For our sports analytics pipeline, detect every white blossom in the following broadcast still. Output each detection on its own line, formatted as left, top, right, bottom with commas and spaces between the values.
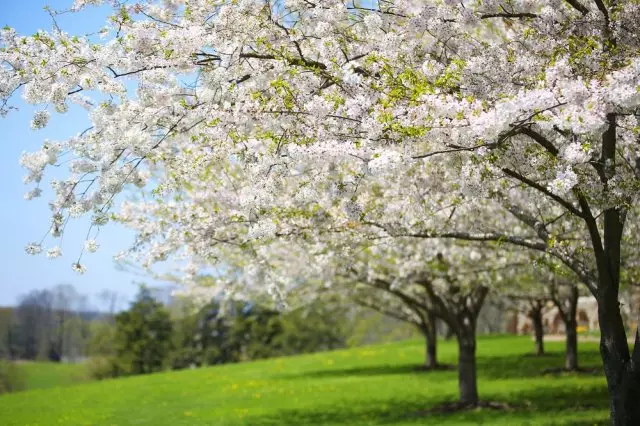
24, 188, 42, 200
84, 239, 99, 253
25, 243, 42, 255
549, 166, 579, 195
46, 246, 63, 259
71, 262, 87, 274
30, 110, 50, 130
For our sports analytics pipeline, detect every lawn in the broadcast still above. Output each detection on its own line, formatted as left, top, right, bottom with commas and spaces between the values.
0, 336, 610, 425
19, 361, 88, 391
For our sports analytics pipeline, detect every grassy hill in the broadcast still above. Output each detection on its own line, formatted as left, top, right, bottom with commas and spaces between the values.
0, 335, 610, 425
20, 362, 88, 391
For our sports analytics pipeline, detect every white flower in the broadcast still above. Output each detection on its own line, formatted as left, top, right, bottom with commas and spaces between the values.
343, 200, 363, 220
69, 203, 88, 218
342, 66, 362, 85
421, 60, 444, 79
316, 21, 332, 36
70, 160, 98, 174
549, 166, 579, 194
25, 243, 42, 255
113, 251, 128, 262
84, 239, 99, 253
92, 212, 109, 226
72, 262, 87, 274
364, 14, 383, 31
368, 151, 405, 175
247, 220, 277, 240
47, 246, 63, 259
562, 142, 591, 164
30, 110, 50, 130
24, 188, 42, 200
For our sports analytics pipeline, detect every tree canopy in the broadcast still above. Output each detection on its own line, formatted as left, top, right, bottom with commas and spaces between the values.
3, 1, 640, 423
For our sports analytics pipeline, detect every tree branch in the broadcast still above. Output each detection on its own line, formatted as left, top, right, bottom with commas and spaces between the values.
519, 127, 559, 156
501, 167, 584, 218
593, 0, 609, 20
480, 12, 538, 19
565, 0, 590, 15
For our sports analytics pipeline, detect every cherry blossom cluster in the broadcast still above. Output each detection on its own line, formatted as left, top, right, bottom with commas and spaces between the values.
1, 0, 638, 305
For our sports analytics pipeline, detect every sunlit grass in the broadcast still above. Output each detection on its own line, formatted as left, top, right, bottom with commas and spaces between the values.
19, 361, 88, 390
0, 336, 609, 425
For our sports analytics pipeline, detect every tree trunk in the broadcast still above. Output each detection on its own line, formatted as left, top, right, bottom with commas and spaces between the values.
531, 309, 544, 356
565, 317, 578, 371
597, 290, 640, 426
551, 284, 579, 370
423, 281, 487, 407
563, 286, 579, 370
425, 336, 437, 369
591, 111, 640, 424
424, 319, 438, 368
457, 330, 478, 406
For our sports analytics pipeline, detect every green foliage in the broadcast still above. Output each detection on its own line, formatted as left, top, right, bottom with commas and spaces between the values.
346, 310, 420, 347
113, 288, 173, 375
169, 299, 349, 369
169, 300, 242, 369
86, 356, 128, 380
0, 360, 25, 394
0, 307, 14, 359
268, 302, 349, 356
228, 304, 284, 361
0, 336, 610, 425
87, 320, 117, 357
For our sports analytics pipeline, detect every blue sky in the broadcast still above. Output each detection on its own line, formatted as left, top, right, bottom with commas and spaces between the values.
0, 1, 164, 308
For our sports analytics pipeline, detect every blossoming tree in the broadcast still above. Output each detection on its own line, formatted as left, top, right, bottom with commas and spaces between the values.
228, 232, 526, 408
3, 1, 640, 423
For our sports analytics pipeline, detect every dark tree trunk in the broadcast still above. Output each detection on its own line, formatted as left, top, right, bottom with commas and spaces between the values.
424, 317, 438, 368
457, 330, 478, 406
425, 335, 437, 369
421, 275, 487, 407
530, 307, 544, 356
590, 113, 640, 425
564, 318, 578, 371
597, 289, 640, 426
551, 284, 579, 370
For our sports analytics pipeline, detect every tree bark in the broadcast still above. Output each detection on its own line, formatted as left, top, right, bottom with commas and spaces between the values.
597, 289, 640, 426
457, 330, 478, 406
593, 112, 640, 424
564, 286, 579, 371
420, 277, 487, 406
530, 306, 545, 356
551, 284, 579, 370
424, 318, 438, 368
565, 317, 578, 371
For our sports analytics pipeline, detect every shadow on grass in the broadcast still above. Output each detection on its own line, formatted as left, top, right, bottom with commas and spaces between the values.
278, 363, 456, 381
476, 351, 603, 379
277, 351, 603, 381
244, 383, 610, 425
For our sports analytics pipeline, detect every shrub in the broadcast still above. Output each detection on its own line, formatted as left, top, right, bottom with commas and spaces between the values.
0, 360, 26, 394
169, 347, 201, 370
86, 357, 129, 380
114, 288, 173, 375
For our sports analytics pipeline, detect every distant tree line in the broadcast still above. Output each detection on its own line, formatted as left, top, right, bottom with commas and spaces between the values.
0, 284, 111, 362
88, 287, 352, 379
1, 282, 510, 386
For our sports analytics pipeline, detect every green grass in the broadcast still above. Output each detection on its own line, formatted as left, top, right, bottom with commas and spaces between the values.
0, 336, 610, 425
19, 361, 88, 391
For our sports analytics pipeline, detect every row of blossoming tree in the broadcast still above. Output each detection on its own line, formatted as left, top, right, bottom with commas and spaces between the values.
2, 0, 640, 423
